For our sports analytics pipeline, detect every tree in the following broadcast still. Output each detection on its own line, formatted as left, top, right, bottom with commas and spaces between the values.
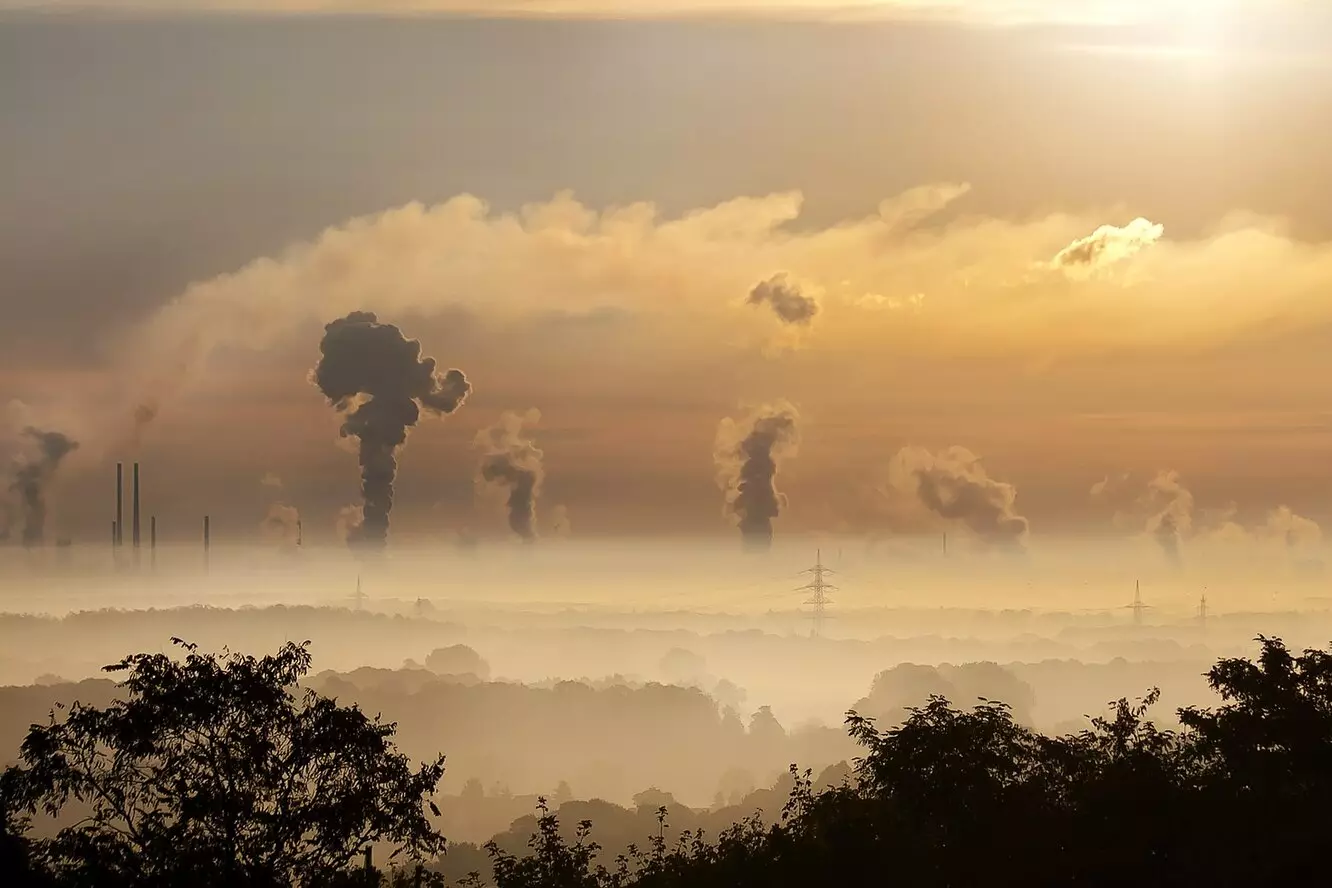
424, 646, 490, 681
2, 639, 446, 888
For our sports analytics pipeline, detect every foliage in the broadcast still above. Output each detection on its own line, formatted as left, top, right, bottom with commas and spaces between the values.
2, 639, 446, 888
8, 635, 1332, 887
464, 637, 1332, 888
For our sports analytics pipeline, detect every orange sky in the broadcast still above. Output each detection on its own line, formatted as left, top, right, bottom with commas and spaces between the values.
2, 8, 1331, 547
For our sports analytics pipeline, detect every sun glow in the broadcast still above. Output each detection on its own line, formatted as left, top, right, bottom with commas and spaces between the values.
1156, 0, 1239, 49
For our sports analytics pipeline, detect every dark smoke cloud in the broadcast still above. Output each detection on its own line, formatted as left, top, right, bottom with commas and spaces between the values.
887, 446, 1028, 548
747, 273, 820, 326
714, 403, 801, 551
474, 410, 544, 542
312, 311, 471, 549
133, 402, 158, 431
9, 427, 79, 547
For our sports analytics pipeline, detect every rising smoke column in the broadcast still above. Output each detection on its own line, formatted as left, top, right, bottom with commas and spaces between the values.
1139, 470, 1194, 567
887, 446, 1028, 548
9, 428, 79, 547
261, 503, 302, 549
312, 311, 471, 549
474, 409, 544, 542
714, 403, 801, 551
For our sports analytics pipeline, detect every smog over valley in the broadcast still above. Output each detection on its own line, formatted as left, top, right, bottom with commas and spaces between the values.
3, 2, 1332, 886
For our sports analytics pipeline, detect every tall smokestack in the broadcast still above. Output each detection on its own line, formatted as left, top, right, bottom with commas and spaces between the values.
132, 463, 141, 550
150, 516, 157, 569
203, 515, 211, 571
111, 520, 117, 550
115, 463, 123, 547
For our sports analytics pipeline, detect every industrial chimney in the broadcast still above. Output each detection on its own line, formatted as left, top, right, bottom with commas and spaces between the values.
203, 515, 211, 572
132, 463, 141, 550
115, 463, 123, 547
150, 515, 157, 569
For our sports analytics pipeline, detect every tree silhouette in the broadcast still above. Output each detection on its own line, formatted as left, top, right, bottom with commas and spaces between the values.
2, 640, 446, 887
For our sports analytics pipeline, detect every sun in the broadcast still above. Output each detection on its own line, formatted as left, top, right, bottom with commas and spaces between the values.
1156, 0, 1239, 48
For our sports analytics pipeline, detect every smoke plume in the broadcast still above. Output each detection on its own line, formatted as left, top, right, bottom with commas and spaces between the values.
261, 503, 302, 549
886, 446, 1028, 548
474, 409, 544, 542
1141, 470, 1193, 566
747, 273, 820, 326
312, 311, 471, 549
131, 402, 158, 444
714, 402, 801, 551
336, 504, 364, 544
9, 428, 79, 547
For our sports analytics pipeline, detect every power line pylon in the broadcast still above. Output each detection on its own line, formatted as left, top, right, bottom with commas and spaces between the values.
1123, 579, 1153, 627
797, 549, 837, 639
1198, 590, 1208, 630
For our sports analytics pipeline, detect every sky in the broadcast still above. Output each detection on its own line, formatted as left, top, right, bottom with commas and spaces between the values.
2, 2, 1332, 548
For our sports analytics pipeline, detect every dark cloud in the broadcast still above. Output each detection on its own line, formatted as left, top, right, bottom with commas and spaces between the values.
475, 409, 544, 542
9, 427, 79, 547
887, 446, 1028, 548
746, 273, 820, 326
312, 311, 471, 550
715, 402, 800, 551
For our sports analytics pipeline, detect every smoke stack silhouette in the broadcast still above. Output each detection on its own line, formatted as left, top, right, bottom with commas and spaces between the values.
132, 462, 141, 553
115, 462, 123, 547
714, 403, 800, 551
312, 311, 471, 550
474, 410, 544, 542
203, 515, 210, 571
11, 428, 78, 547
150, 516, 157, 569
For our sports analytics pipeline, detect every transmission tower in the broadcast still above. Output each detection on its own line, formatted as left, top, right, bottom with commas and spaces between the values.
1198, 590, 1208, 629
797, 549, 837, 639
1123, 579, 1152, 627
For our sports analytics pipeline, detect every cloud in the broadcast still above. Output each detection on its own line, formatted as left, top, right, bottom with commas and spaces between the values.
0, 1, 1208, 25
857, 293, 925, 312
97, 183, 1332, 444
747, 273, 820, 327
1051, 217, 1165, 278
884, 445, 1028, 548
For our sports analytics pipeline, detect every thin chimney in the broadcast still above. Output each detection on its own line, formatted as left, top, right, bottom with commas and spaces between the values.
132, 463, 141, 550
115, 463, 123, 547
203, 515, 211, 571
150, 515, 157, 569
111, 520, 117, 550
